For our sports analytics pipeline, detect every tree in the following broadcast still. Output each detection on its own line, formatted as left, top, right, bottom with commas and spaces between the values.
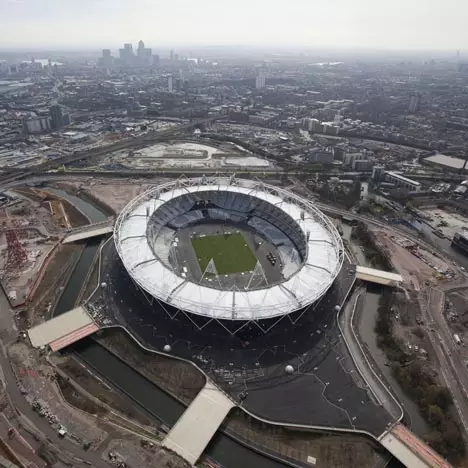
426, 404, 444, 427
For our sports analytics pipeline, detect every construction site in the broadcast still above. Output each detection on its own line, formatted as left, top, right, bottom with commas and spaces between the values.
0, 187, 88, 308
98, 140, 272, 170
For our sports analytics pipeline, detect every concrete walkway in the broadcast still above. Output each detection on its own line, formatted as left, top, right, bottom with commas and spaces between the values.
379, 423, 452, 468
162, 381, 235, 465
62, 224, 113, 243
338, 287, 403, 420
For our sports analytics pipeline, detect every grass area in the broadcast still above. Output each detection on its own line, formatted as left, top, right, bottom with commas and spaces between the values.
191, 232, 257, 275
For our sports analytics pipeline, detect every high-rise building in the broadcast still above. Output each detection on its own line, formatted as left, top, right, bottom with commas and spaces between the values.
124, 43, 133, 56
344, 152, 366, 168
170, 49, 174, 60
136, 40, 152, 65
23, 117, 51, 134
50, 105, 64, 130
119, 43, 136, 65
168, 75, 173, 93
372, 165, 385, 182
102, 49, 112, 67
255, 70, 266, 89
408, 93, 421, 113
137, 40, 145, 60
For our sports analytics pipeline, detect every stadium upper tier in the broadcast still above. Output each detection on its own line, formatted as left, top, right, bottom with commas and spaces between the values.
114, 177, 344, 321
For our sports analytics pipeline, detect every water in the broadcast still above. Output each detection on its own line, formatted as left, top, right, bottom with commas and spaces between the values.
54, 240, 102, 315
44, 187, 107, 224
412, 219, 468, 270
341, 224, 370, 266
358, 290, 429, 436
341, 219, 430, 434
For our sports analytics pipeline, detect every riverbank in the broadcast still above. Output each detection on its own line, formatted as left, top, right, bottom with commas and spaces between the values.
93, 327, 389, 468
373, 289, 465, 464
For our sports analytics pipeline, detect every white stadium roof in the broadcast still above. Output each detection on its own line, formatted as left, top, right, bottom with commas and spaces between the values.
114, 177, 343, 321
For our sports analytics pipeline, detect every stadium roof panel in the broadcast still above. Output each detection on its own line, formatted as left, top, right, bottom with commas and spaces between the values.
115, 177, 344, 321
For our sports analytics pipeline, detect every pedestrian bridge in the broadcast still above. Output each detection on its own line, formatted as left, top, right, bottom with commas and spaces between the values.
27, 306, 99, 352
162, 381, 235, 465
356, 265, 403, 286
379, 423, 452, 468
62, 219, 114, 243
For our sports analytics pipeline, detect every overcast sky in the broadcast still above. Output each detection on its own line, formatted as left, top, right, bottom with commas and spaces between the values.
1, 0, 466, 51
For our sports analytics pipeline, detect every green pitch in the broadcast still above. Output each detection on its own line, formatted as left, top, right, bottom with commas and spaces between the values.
191, 232, 257, 275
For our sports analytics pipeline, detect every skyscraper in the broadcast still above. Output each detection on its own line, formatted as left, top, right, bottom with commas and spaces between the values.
137, 40, 145, 61
408, 93, 421, 113
124, 43, 133, 56
255, 69, 266, 89
50, 105, 64, 130
102, 49, 112, 67
119, 43, 135, 65
137, 40, 152, 65
168, 75, 173, 93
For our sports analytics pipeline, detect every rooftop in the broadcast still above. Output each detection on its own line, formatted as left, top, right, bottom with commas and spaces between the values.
115, 177, 344, 321
424, 154, 468, 170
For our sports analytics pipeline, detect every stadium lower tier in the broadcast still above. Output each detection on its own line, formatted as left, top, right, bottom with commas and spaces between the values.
92, 243, 355, 366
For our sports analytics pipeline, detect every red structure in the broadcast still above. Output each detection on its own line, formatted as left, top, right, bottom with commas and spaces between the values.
5, 230, 27, 272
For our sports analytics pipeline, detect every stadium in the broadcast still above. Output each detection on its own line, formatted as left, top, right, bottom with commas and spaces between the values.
113, 176, 344, 335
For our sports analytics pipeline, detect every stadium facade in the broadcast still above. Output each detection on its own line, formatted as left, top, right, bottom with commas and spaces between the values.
114, 176, 344, 334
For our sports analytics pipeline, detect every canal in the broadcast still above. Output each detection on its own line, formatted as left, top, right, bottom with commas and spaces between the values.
49, 186, 297, 468
342, 223, 429, 434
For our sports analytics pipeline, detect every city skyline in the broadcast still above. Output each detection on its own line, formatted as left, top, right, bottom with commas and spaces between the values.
1, 0, 467, 51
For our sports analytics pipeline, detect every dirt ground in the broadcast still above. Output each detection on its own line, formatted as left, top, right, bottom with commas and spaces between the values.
0, 240, 56, 307
421, 207, 468, 239
54, 354, 153, 427
225, 409, 388, 468
102, 439, 191, 468
369, 228, 450, 290
446, 290, 468, 350
7, 342, 108, 449
18, 243, 83, 329
0, 186, 90, 308
10, 187, 88, 231
58, 178, 170, 213
97, 329, 206, 406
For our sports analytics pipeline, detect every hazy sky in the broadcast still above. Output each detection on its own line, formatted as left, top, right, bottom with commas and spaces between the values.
1, 0, 466, 51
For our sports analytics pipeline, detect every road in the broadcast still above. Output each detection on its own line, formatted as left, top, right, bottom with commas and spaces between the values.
0, 341, 112, 467
423, 288, 468, 436
0, 115, 222, 183
338, 287, 403, 422
0, 282, 110, 467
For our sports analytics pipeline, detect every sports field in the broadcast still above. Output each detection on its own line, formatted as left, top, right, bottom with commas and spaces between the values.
191, 232, 257, 275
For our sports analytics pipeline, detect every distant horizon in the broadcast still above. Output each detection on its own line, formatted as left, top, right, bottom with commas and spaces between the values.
0, 44, 466, 59
2, 0, 467, 52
